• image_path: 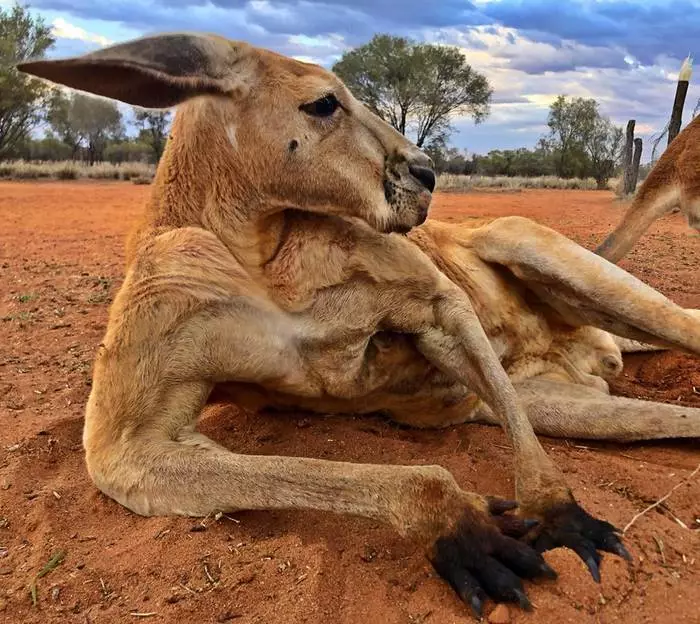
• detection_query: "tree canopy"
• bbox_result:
[48,91,123,164]
[0,3,55,157]
[134,110,171,162]
[332,34,492,148]
[543,95,623,187]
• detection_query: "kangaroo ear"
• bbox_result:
[16,32,254,108]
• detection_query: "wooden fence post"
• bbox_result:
[622,119,636,195]
[629,137,643,193]
[668,55,693,146]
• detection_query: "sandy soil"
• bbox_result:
[1,182,698,624]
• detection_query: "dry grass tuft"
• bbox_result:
[436,174,607,192]
[0,160,155,182]
[2,162,631,195]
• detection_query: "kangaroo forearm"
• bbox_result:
[93,435,462,537]
[418,291,567,505]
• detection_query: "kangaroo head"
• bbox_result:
[18,32,435,235]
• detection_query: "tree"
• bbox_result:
[584,115,623,189]
[543,95,622,184]
[474,148,551,177]
[134,109,171,162]
[48,92,123,164]
[333,34,492,148]
[27,134,72,160]
[544,96,597,178]
[104,140,152,163]
[0,3,55,158]
[47,89,81,159]
[74,94,123,164]
[412,44,491,148]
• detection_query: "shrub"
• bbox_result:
[56,164,78,179]
[0,159,156,181]
[436,174,600,192]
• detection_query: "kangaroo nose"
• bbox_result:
[408,164,436,193]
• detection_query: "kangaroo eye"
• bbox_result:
[300,94,340,117]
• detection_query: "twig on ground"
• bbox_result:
[652,535,666,565]
[623,462,700,533]
[29,550,66,606]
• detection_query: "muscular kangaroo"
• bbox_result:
[18,32,700,617]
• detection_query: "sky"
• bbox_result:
[8,0,700,160]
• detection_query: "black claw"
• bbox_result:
[487,497,519,515]
[494,516,537,539]
[599,532,634,563]
[490,535,553,582]
[469,593,484,619]
[429,506,546,618]
[532,532,557,553]
[612,541,633,563]
[583,554,601,583]
[513,588,533,611]
[525,500,631,585]
[539,561,558,580]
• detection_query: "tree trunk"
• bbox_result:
[557,150,566,177]
[629,137,643,193]
[622,119,635,195]
[153,139,164,163]
[668,80,689,146]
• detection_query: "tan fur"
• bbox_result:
[597,114,700,262]
[17,32,700,609]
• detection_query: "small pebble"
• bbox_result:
[51,586,61,601]
[488,604,510,624]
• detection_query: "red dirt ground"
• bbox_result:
[1,182,698,624]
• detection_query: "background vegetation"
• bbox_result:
[0,3,641,189]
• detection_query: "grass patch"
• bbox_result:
[55,163,79,180]
[436,174,604,192]
[29,550,66,606]
[0,160,155,182]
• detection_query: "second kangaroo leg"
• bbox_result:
[466,216,700,356]
[470,378,700,441]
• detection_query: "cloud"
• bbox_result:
[51,17,113,46]
[27,0,700,67]
[28,0,488,46]
[479,0,700,67]
[412,22,699,158]
[22,0,700,158]
[29,0,699,73]
[426,25,631,74]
